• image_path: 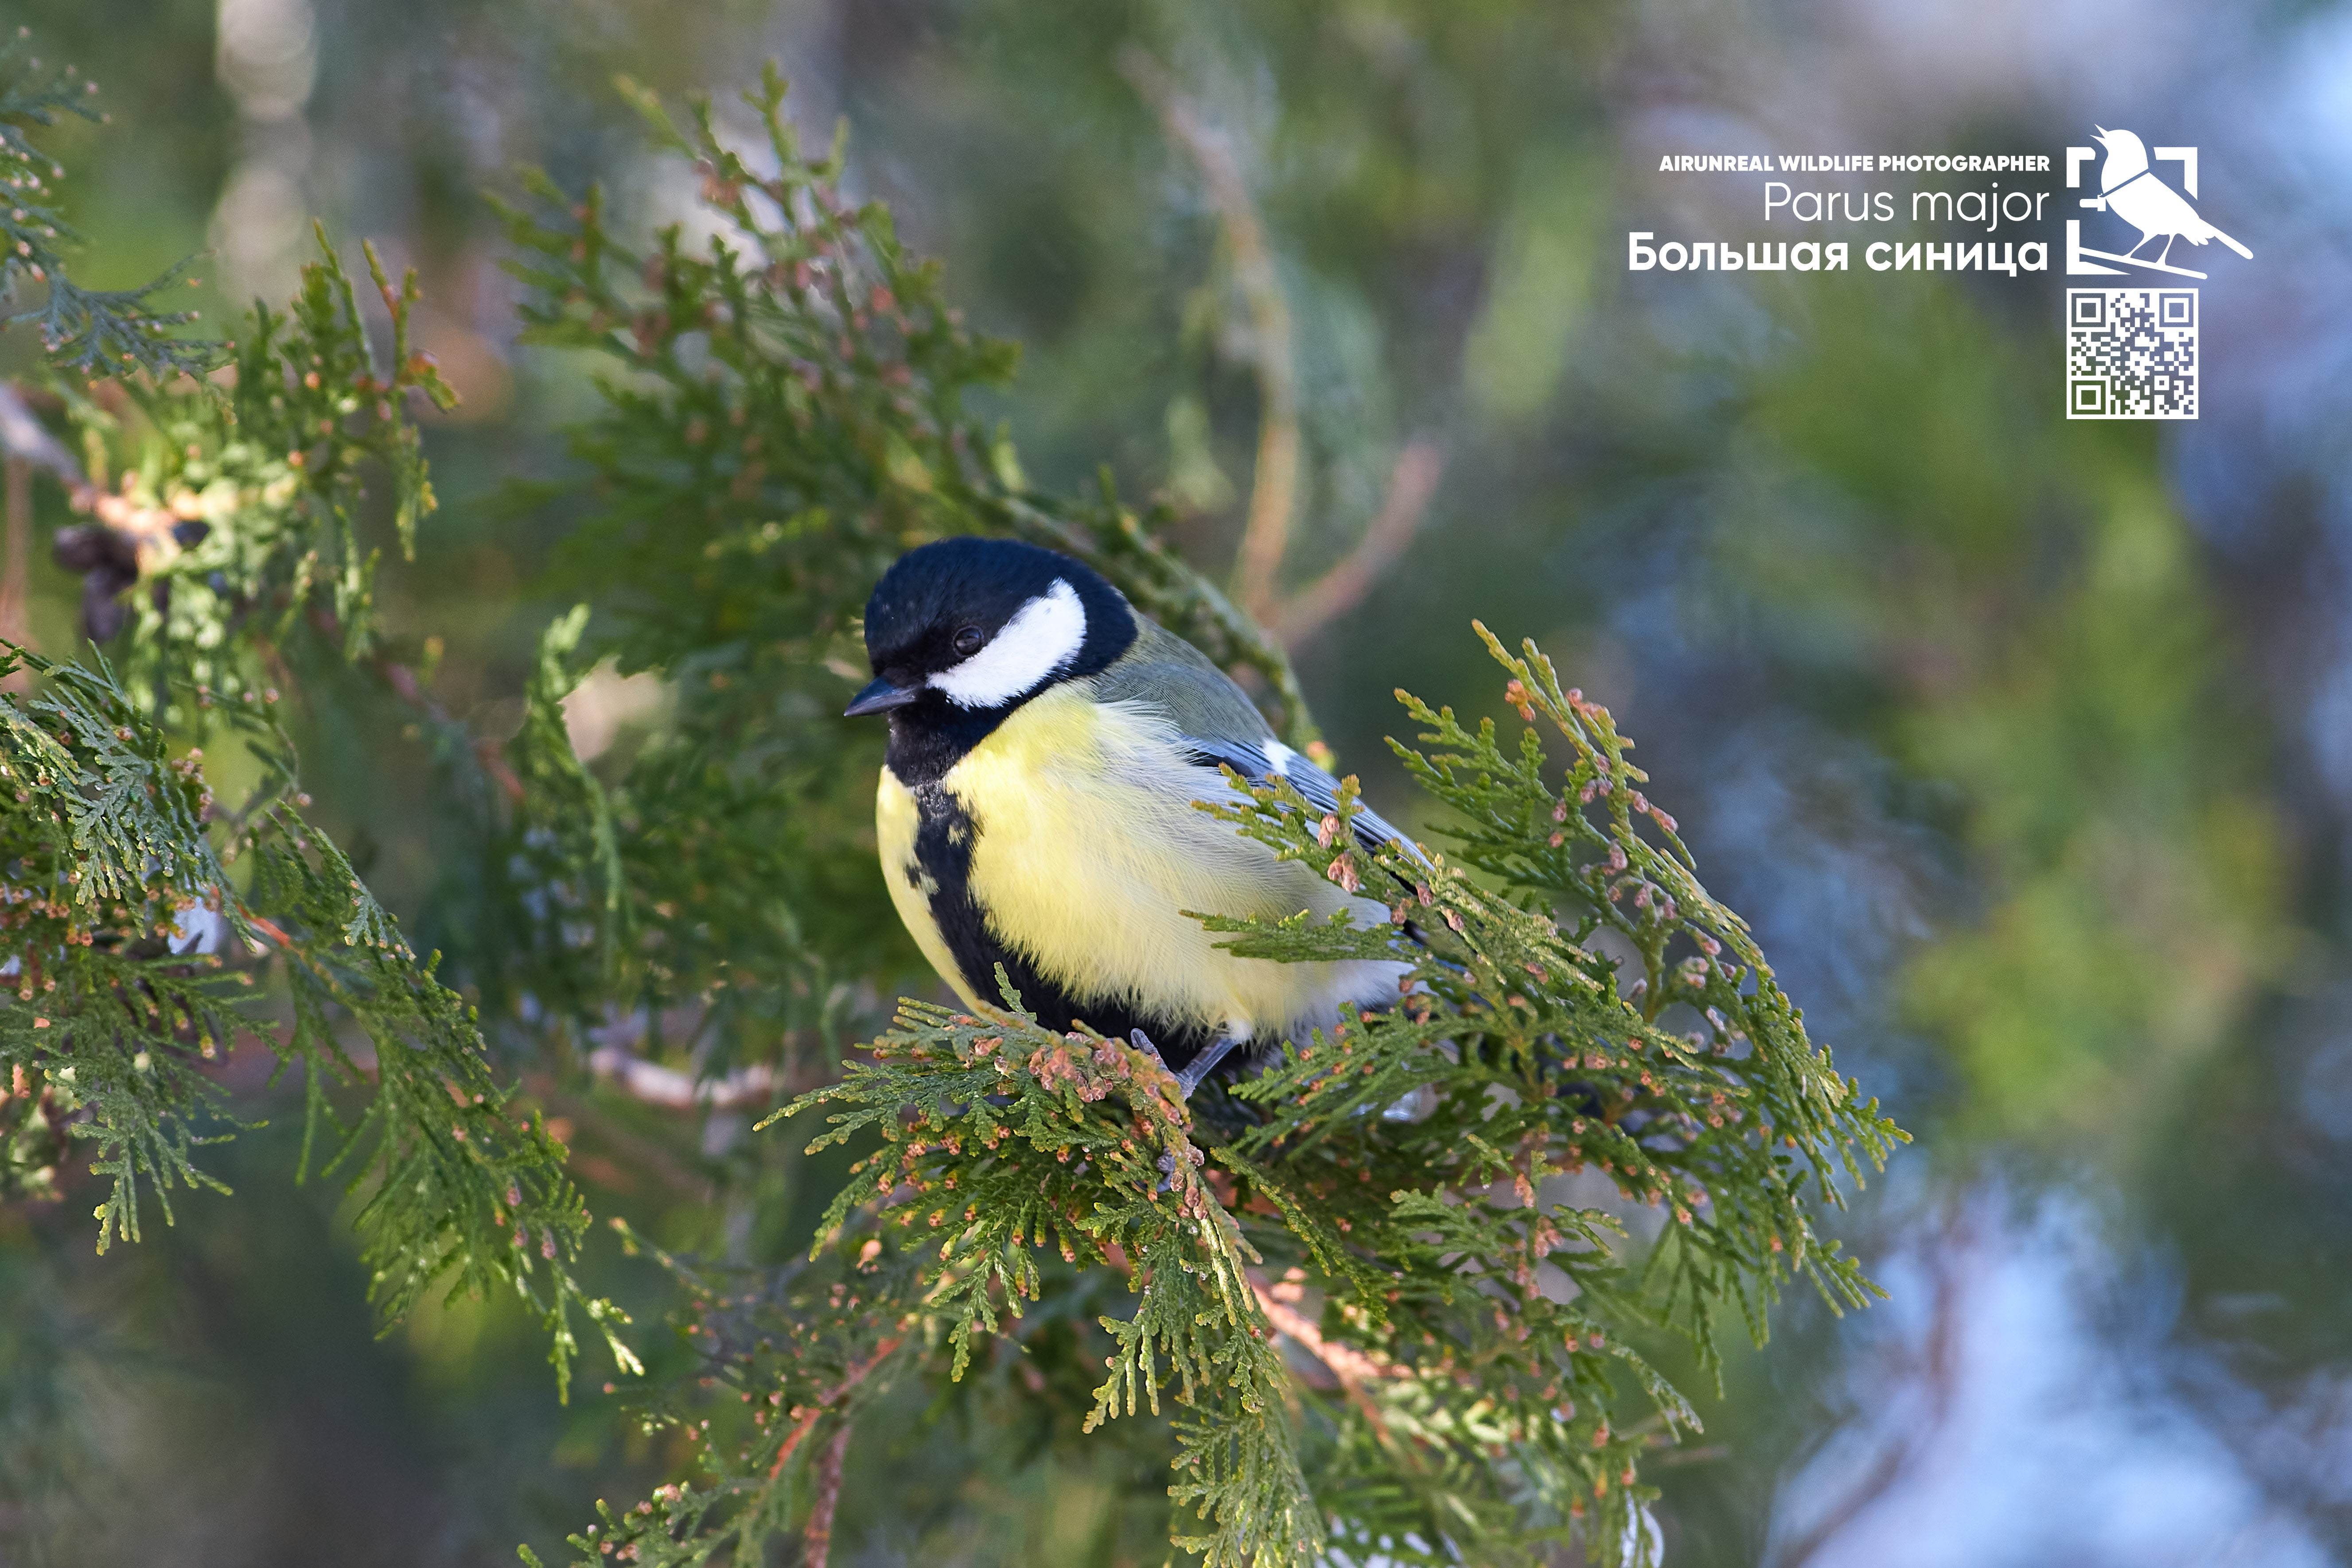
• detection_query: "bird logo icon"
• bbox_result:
[2067,128,2251,279]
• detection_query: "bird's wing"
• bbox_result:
[1086,617,1426,866]
[1180,732,1427,867]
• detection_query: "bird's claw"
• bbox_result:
[1129,1027,1239,1100]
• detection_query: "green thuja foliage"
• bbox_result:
[4,45,1899,1568]
[0,30,214,376]
[1,41,629,1400]
[537,626,1898,1568]
[0,647,636,1395]
[65,230,454,698]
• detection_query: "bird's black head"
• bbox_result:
[848,537,1137,780]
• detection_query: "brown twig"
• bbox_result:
[1273,437,1445,647]
[1247,1272,1406,1389]
[802,1417,854,1568]
[1121,60,1438,652]
[225,911,297,952]
[768,1335,904,1481]
[1246,1270,1409,1447]
[1121,50,1298,625]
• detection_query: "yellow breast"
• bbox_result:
[883,682,1396,1041]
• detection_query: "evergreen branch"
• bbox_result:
[29,266,216,380]
[521,1220,926,1568]
[775,994,1323,1567]
[0,646,635,1397]
[52,228,452,693]
[0,31,222,377]
[256,817,635,1399]
[0,51,1906,1568]
[509,68,1903,1568]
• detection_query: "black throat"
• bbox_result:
[884,694,1012,787]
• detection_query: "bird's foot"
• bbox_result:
[1129,1028,1239,1100]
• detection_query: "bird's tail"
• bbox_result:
[2208,224,2253,259]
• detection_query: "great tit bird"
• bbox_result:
[847,537,1418,1096]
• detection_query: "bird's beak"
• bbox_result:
[844,677,921,717]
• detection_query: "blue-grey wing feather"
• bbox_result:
[1086,615,1427,865]
[1181,734,1426,866]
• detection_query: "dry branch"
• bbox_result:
[1121,50,1299,625]
[1275,437,1445,646]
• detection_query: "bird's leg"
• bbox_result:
[1176,1035,1241,1096]
[2122,231,2157,258]
[1130,1028,1240,1100]
[2156,232,2177,268]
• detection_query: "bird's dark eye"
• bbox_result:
[951,625,985,657]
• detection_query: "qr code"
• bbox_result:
[2067,289,2196,419]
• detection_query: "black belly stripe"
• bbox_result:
[907,780,1223,1071]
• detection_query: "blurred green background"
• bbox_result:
[5,0,2349,1563]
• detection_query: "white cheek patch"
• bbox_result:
[930,578,1088,708]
